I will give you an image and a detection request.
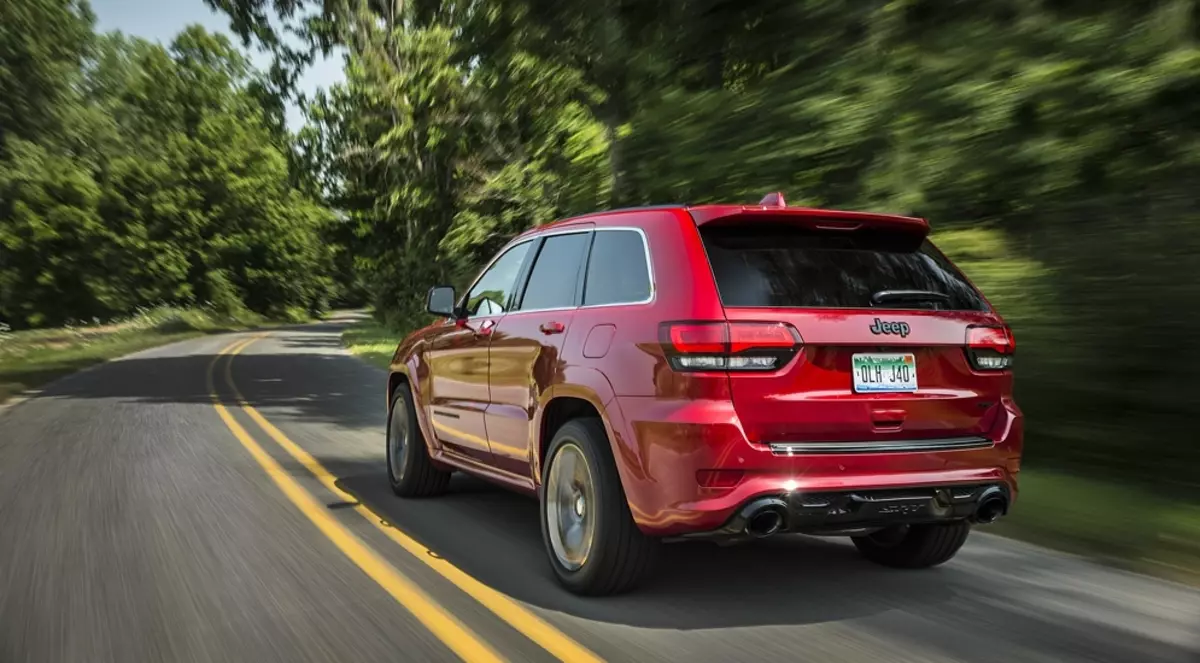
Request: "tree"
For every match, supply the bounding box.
[0,0,95,155]
[1,15,336,327]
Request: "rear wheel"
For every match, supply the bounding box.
[540,418,659,595]
[852,521,971,568]
[387,385,450,497]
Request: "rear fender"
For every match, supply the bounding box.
[541,368,659,532]
[534,370,618,485]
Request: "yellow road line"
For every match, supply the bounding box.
[208,336,506,663]
[225,336,604,663]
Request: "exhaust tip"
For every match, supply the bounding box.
[973,486,1009,524]
[746,508,785,537]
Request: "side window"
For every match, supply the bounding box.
[583,230,652,306]
[519,232,591,310]
[465,241,532,316]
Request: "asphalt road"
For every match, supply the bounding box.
[2,313,1197,663]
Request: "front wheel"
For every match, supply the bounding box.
[387,385,450,497]
[540,418,659,595]
[852,521,971,568]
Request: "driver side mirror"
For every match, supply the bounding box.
[426,285,459,318]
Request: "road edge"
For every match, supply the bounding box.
[0,329,260,419]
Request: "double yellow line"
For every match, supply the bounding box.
[208,335,601,663]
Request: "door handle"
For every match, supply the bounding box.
[475,320,496,338]
[539,321,565,335]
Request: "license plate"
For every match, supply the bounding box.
[852,353,918,393]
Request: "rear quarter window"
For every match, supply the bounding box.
[700,224,989,311]
[582,230,652,306]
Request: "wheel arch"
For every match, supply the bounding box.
[537,394,605,483]
[388,363,443,458]
[388,369,409,407]
[533,375,641,509]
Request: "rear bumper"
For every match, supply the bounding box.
[607,396,1023,537]
[685,482,1011,540]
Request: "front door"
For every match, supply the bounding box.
[426,240,533,463]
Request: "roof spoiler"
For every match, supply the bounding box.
[759,192,787,208]
[689,192,929,236]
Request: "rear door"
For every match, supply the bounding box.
[486,229,592,477]
[698,221,1011,444]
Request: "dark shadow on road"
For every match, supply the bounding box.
[27,326,386,432]
[329,461,953,630]
[327,462,1197,662]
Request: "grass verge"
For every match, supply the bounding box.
[340,315,1200,584]
[341,315,408,369]
[0,306,272,404]
[994,470,1200,583]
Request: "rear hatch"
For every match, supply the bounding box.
[694,211,1013,445]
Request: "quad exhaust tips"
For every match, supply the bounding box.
[689,483,1013,543]
[972,486,1009,524]
[736,485,1009,535]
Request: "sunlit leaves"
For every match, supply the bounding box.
[0,16,335,328]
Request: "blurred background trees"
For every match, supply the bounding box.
[3,0,1198,493]
[0,0,334,327]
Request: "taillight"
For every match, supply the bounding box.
[661,321,802,372]
[966,325,1015,371]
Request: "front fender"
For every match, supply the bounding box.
[387,321,448,455]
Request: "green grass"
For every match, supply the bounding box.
[0,306,269,404]
[995,470,1200,583]
[341,315,406,369]
[339,314,1200,584]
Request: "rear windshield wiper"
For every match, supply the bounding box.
[870,290,951,307]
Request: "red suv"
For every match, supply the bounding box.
[385,193,1022,595]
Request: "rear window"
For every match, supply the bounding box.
[700,224,989,311]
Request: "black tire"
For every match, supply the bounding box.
[386,384,451,497]
[540,418,659,595]
[852,521,971,569]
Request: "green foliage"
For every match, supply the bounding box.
[341,314,406,370]
[0,140,108,327]
[994,470,1200,582]
[931,227,1054,328]
[0,6,335,329]
[0,0,95,154]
